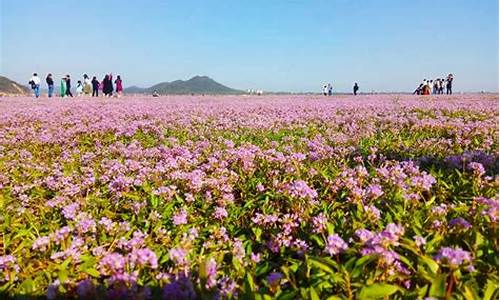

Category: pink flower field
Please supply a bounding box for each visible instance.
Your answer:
[0,94,498,299]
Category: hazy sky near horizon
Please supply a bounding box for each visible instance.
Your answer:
[1,0,498,92]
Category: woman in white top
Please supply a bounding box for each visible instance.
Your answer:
[83,74,92,96]
[76,80,84,96]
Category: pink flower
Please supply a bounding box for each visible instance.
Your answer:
[173,209,188,225]
[213,206,228,220]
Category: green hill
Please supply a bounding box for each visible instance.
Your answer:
[124,76,243,95]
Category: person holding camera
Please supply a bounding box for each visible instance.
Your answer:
[28,73,41,98]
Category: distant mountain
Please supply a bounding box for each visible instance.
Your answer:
[123,85,147,94]
[0,76,30,95]
[124,76,243,95]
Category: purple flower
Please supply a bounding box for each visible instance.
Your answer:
[267,272,283,286]
[355,229,375,243]
[205,258,218,289]
[413,235,426,247]
[284,180,318,200]
[173,209,188,225]
[474,197,499,222]
[363,204,381,220]
[99,253,126,275]
[0,255,20,282]
[162,275,196,300]
[76,279,95,298]
[431,204,448,217]
[449,217,472,230]
[367,184,384,199]
[325,234,348,255]
[312,213,327,233]
[46,279,60,300]
[128,248,158,269]
[51,226,72,244]
[468,162,485,177]
[251,252,261,263]
[434,246,473,268]
[61,203,79,220]
[76,215,97,234]
[219,276,238,298]
[99,217,116,233]
[214,206,228,220]
[169,247,188,266]
[32,236,50,251]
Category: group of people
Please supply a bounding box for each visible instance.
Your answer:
[413,74,453,95]
[29,73,123,98]
[322,83,333,96]
[322,83,360,95]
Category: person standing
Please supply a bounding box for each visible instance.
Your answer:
[102,75,110,97]
[29,73,41,98]
[108,73,114,96]
[60,77,67,97]
[353,82,359,95]
[446,74,453,94]
[327,83,333,96]
[65,75,73,97]
[322,85,328,96]
[115,75,123,97]
[46,73,54,98]
[422,80,431,95]
[76,80,84,96]
[83,74,92,96]
[91,76,99,97]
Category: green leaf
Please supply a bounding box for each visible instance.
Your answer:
[58,269,69,283]
[351,255,376,279]
[19,278,35,294]
[277,290,298,300]
[309,286,320,300]
[311,235,325,247]
[84,268,101,278]
[462,285,479,300]
[325,296,343,300]
[252,227,262,242]
[483,279,498,300]
[358,283,400,299]
[429,274,447,298]
[418,255,439,275]
[309,258,334,274]
[244,273,256,296]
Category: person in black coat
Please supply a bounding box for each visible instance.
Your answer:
[65,75,73,97]
[102,74,113,97]
[353,83,359,95]
[91,76,100,97]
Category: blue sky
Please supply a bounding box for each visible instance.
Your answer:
[1,0,498,92]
